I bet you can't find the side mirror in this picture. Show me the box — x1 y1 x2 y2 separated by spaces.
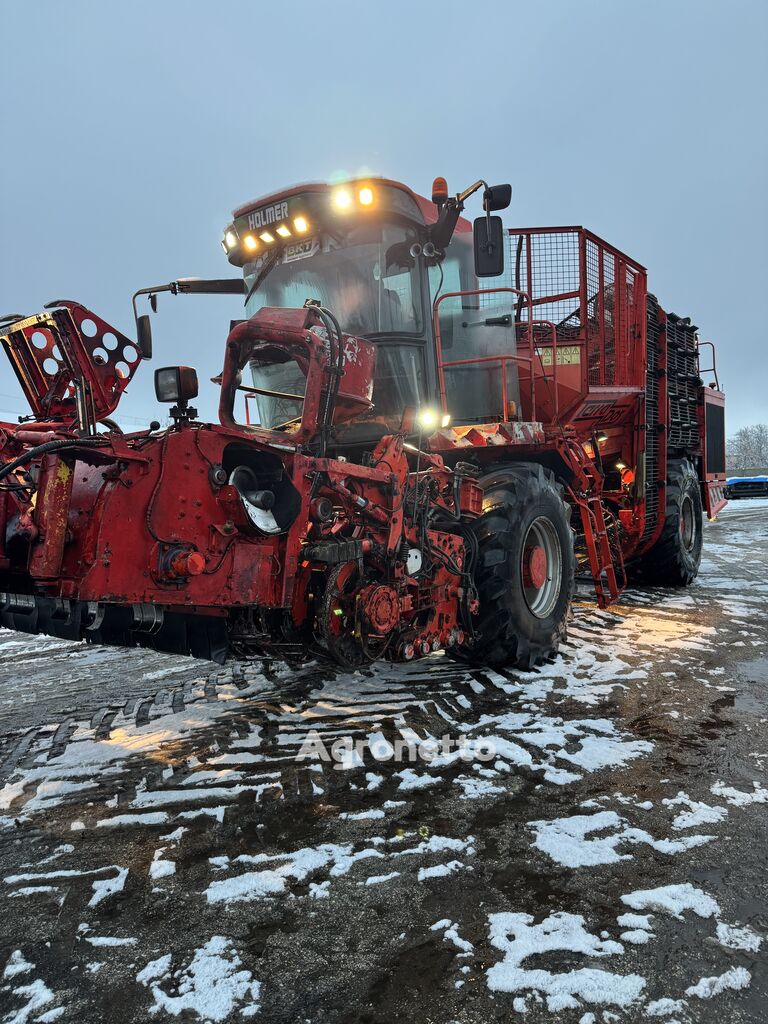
137 314 153 359
474 216 505 277
154 366 199 404
483 184 512 212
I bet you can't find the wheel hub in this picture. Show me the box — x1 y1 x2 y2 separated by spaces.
680 494 696 551
521 516 563 619
523 544 548 589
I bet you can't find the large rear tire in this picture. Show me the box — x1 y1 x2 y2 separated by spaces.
463 463 575 669
631 457 703 586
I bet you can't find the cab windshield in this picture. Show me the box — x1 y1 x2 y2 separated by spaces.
243 221 423 335
242 220 427 429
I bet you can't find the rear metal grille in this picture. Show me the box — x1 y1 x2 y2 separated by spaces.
642 296 661 542
666 313 701 452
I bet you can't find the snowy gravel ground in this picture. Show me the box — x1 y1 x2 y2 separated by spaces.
0 498 766 1023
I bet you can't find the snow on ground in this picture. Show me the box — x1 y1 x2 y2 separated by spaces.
711 780 768 807
486 911 645 1011
685 966 752 999
662 791 729 830
715 922 762 952
3 864 128 909
136 937 261 1020
0 503 766 1019
620 883 721 919
1 950 58 1024
205 833 476 905
529 809 715 868
483 877 762 1016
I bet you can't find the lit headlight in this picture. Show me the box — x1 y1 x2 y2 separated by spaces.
332 188 352 210
417 409 451 432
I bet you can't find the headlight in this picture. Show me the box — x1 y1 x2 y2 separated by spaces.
416 408 451 432
154 366 199 404
332 188 352 210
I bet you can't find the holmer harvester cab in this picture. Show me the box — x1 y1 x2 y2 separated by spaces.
0 175 725 668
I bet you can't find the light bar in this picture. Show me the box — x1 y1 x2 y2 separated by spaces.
333 188 352 210
331 185 376 213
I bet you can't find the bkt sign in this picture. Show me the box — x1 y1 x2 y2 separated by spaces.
247 201 289 231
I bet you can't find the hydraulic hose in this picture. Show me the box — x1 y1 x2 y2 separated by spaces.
309 303 345 457
0 438 107 484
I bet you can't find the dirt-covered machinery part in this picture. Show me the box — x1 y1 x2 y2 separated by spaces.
302 439 482 667
315 561 392 668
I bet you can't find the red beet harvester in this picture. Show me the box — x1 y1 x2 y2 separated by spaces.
0 176 726 668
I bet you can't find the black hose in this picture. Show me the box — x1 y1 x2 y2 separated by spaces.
0 438 106 483
320 305 345 411
310 304 345 456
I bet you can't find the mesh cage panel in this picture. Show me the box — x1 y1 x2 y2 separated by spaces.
483 228 645 389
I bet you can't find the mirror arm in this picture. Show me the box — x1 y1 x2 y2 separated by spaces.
428 179 494 252
132 278 244 319
172 278 245 296
457 179 488 204
429 197 465 251
131 278 246 359
132 283 175 330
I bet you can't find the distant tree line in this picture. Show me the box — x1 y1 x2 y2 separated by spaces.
726 423 768 473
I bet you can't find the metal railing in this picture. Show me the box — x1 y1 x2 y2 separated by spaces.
697 340 720 391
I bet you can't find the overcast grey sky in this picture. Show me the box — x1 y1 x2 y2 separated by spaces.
1 0 766 431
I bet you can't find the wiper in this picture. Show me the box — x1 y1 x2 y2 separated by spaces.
244 248 283 307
